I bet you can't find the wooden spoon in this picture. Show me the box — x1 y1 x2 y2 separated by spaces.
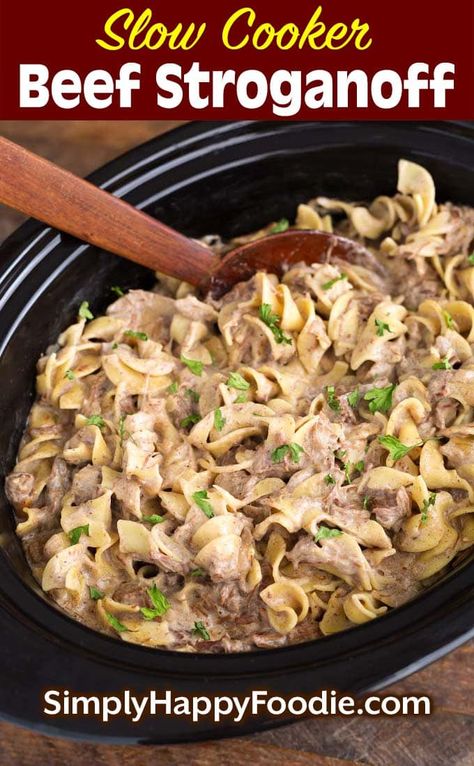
0 136 375 298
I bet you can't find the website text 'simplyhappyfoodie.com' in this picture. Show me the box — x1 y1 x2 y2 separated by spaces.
43 689 431 724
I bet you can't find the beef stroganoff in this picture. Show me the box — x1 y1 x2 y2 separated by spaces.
6 160 474 652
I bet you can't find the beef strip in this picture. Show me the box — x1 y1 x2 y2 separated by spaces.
5 472 36 510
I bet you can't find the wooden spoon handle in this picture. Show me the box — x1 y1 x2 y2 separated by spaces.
0 136 219 286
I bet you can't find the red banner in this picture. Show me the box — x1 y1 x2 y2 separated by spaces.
0 0 473 119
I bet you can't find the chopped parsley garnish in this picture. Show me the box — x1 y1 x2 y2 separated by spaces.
180 414 201 429
442 310 454 328
258 303 292 345
362 495 371 511
167 381 178 394
375 318 391 336
314 526 343 543
347 387 360 408
192 621 210 640
118 414 127 445
214 407 226 432
364 384 396 413
124 329 148 341
468 253 474 265
105 612 128 633
378 435 422 462
235 393 247 403
89 586 104 600
64 369 75 380
271 443 304 464
192 490 214 518
343 460 364 485
326 385 340 412
432 358 452 370
226 372 250 390
420 492 436 524
68 524 90 545
112 342 119 350
181 355 204 376
110 285 125 297
85 414 106 430
142 514 164 525
322 273 347 291
185 387 200 403
289 443 305 463
140 584 170 620
335 449 346 461
78 301 93 321
324 474 336 486
191 568 206 578
270 218 289 234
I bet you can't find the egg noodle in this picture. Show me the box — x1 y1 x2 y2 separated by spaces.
6 160 474 652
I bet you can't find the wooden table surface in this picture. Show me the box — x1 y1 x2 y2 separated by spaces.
0 120 472 766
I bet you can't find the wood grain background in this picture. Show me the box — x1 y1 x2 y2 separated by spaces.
0 120 472 766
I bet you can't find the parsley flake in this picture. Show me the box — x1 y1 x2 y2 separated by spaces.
78 301 93 321
289 443 305 462
181 355 204 376
420 492 436 524
141 609 160 621
118 414 127 445
271 443 304 464
142 514 164 525
344 463 352 484
258 304 292 345
214 408 226 432
110 285 125 297
322 273 347 291
193 621 210 640
375 318 391 336
378 435 422 462
432 358 452 370
347 387 360 408
226 372 249 390
442 310 454 328
270 218 289 234
89 586 104 600
326 385 340 412
468 253 474 265
344 460 365 484
85 414 106 430
124 330 148 341
191 568 206 578
167 382 178 394
64 369 75 381
68 524 89 545
140 584 170 620
314 526 343 543
180 414 201 429
364 384 396 413
192 490 214 518
235 393 247 403
105 612 128 633
324 474 335 486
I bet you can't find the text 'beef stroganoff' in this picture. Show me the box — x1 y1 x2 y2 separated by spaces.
6 160 474 652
